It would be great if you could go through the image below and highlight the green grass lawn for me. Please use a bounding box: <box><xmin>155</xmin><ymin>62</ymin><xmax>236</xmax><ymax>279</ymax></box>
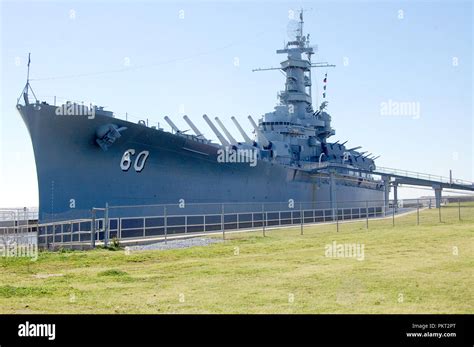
<box><xmin>1</xmin><ymin>204</ymin><xmax>473</xmax><ymax>313</ymax></box>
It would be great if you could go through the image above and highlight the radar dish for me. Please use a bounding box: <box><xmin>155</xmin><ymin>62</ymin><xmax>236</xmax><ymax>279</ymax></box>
<box><xmin>286</xmin><ymin>20</ymin><xmax>300</xmax><ymax>40</ymax></box>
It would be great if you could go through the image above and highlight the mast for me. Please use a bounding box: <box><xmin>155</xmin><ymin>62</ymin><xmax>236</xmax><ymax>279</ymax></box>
<box><xmin>275</xmin><ymin>9</ymin><xmax>315</xmax><ymax>117</ymax></box>
<box><xmin>252</xmin><ymin>10</ymin><xmax>334</xmax><ymax>120</ymax></box>
<box><xmin>17</xmin><ymin>53</ymin><xmax>38</xmax><ymax>105</ymax></box>
<box><xmin>27</xmin><ymin>52</ymin><xmax>31</xmax><ymax>83</ymax></box>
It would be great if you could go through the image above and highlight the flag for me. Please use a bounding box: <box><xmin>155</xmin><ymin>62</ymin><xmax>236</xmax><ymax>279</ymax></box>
<box><xmin>28</xmin><ymin>53</ymin><xmax>31</xmax><ymax>67</ymax></box>
<box><xmin>323</xmin><ymin>72</ymin><xmax>328</xmax><ymax>99</ymax></box>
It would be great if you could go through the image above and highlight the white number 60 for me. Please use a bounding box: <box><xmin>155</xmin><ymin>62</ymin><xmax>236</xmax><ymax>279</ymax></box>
<box><xmin>121</xmin><ymin>149</ymin><xmax>149</xmax><ymax>172</ymax></box>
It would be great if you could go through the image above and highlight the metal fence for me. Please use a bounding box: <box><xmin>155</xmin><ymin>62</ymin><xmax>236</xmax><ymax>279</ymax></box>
<box><xmin>0</xmin><ymin>208</ymin><xmax>38</xmax><ymax>237</ymax></box>
<box><xmin>0</xmin><ymin>208</ymin><xmax>39</xmax><ymax>257</ymax></box>
<box><xmin>1</xmin><ymin>197</ymin><xmax>471</xmax><ymax>250</ymax></box>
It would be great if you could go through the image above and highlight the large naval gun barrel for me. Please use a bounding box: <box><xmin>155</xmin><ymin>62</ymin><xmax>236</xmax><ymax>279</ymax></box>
<box><xmin>164</xmin><ymin>116</ymin><xmax>180</xmax><ymax>133</ymax></box>
<box><xmin>183</xmin><ymin>115</ymin><xmax>204</xmax><ymax>137</ymax></box>
<box><xmin>202</xmin><ymin>114</ymin><xmax>229</xmax><ymax>146</ymax></box>
<box><xmin>248</xmin><ymin>116</ymin><xmax>270</xmax><ymax>147</ymax></box>
<box><xmin>215</xmin><ymin>117</ymin><xmax>237</xmax><ymax>145</ymax></box>
<box><xmin>231</xmin><ymin>116</ymin><xmax>252</xmax><ymax>144</ymax></box>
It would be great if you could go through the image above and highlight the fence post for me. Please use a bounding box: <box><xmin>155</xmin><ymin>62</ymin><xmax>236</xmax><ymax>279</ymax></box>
<box><xmin>365</xmin><ymin>201</ymin><xmax>368</xmax><ymax>229</ymax></box>
<box><xmin>164</xmin><ymin>205</ymin><xmax>167</xmax><ymax>244</ymax></box>
<box><xmin>438</xmin><ymin>202</ymin><xmax>441</xmax><ymax>223</ymax></box>
<box><xmin>336</xmin><ymin>201</ymin><xmax>339</xmax><ymax>232</ymax></box>
<box><xmin>458</xmin><ymin>198</ymin><xmax>461</xmax><ymax>221</ymax></box>
<box><xmin>221</xmin><ymin>204</ymin><xmax>225</xmax><ymax>240</ymax></box>
<box><xmin>300</xmin><ymin>202</ymin><xmax>303</xmax><ymax>235</ymax></box>
<box><xmin>262</xmin><ymin>203</ymin><xmax>266</xmax><ymax>237</ymax></box>
<box><xmin>91</xmin><ymin>209</ymin><xmax>96</xmax><ymax>248</ymax></box>
<box><xmin>416</xmin><ymin>199</ymin><xmax>419</xmax><ymax>225</ymax></box>
<box><xmin>78</xmin><ymin>222</ymin><xmax>81</xmax><ymax>244</ymax></box>
<box><xmin>52</xmin><ymin>221</ymin><xmax>56</xmax><ymax>249</ymax></box>
<box><xmin>392</xmin><ymin>202</ymin><xmax>395</xmax><ymax>227</ymax></box>
<box><xmin>104</xmin><ymin>202</ymin><xmax>109</xmax><ymax>247</ymax></box>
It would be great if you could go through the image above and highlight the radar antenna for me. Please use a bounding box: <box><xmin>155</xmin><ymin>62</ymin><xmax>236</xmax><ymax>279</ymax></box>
<box><xmin>252</xmin><ymin>10</ymin><xmax>335</xmax><ymax>73</ymax></box>
<box><xmin>252</xmin><ymin>9</ymin><xmax>335</xmax><ymax>110</ymax></box>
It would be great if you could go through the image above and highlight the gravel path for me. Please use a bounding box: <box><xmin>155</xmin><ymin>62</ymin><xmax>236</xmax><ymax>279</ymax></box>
<box><xmin>126</xmin><ymin>237</ymin><xmax>223</xmax><ymax>252</ymax></box>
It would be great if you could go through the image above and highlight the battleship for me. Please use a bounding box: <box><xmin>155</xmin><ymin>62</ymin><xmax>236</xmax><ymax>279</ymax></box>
<box><xmin>17</xmin><ymin>12</ymin><xmax>386</xmax><ymax>224</ymax></box>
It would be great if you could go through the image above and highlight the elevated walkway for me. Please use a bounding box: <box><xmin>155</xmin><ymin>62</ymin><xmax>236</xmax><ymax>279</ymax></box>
<box><xmin>312</xmin><ymin>163</ymin><xmax>474</xmax><ymax>208</ymax></box>
<box><xmin>374</xmin><ymin>166</ymin><xmax>474</xmax><ymax>191</ymax></box>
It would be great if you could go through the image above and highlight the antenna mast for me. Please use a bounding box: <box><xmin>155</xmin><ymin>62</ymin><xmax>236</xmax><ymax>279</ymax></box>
<box><xmin>27</xmin><ymin>53</ymin><xmax>31</xmax><ymax>83</ymax></box>
<box><xmin>17</xmin><ymin>53</ymin><xmax>38</xmax><ymax>105</ymax></box>
<box><xmin>252</xmin><ymin>9</ymin><xmax>335</xmax><ymax>117</ymax></box>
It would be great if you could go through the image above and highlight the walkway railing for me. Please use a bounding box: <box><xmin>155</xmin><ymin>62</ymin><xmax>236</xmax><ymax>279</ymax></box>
<box><xmin>375</xmin><ymin>166</ymin><xmax>474</xmax><ymax>186</ymax></box>
<box><xmin>1</xmin><ymin>197</ymin><xmax>469</xmax><ymax>250</ymax></box>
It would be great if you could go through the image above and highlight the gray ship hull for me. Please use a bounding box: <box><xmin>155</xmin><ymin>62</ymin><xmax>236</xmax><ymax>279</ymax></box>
<box><xmin>18</xmin><ymin>103</ymin><xmax>384</xmax><ymax>223</ymax></box>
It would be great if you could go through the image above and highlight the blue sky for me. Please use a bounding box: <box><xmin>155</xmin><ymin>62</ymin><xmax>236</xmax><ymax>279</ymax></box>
<box><xmin>0</xmin><ymin>0</ymin><xmax>472</xmax><ymax>207</ymax></box>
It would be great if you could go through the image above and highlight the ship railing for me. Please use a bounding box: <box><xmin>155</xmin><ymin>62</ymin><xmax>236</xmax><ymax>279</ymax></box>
<box><xmin>312</xmin><ymin>162</ymin><xmax>330</xmax><ymax>169</ymax></box>
<box><xmin>19</xmin><ymin>93</ymin><xmax>179</xmax><ymax>132</ymax></box>
<box><xmin>18</xmin><ymin>94</ymin><xmax>99</xmax><ymax>108</ymax></box>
